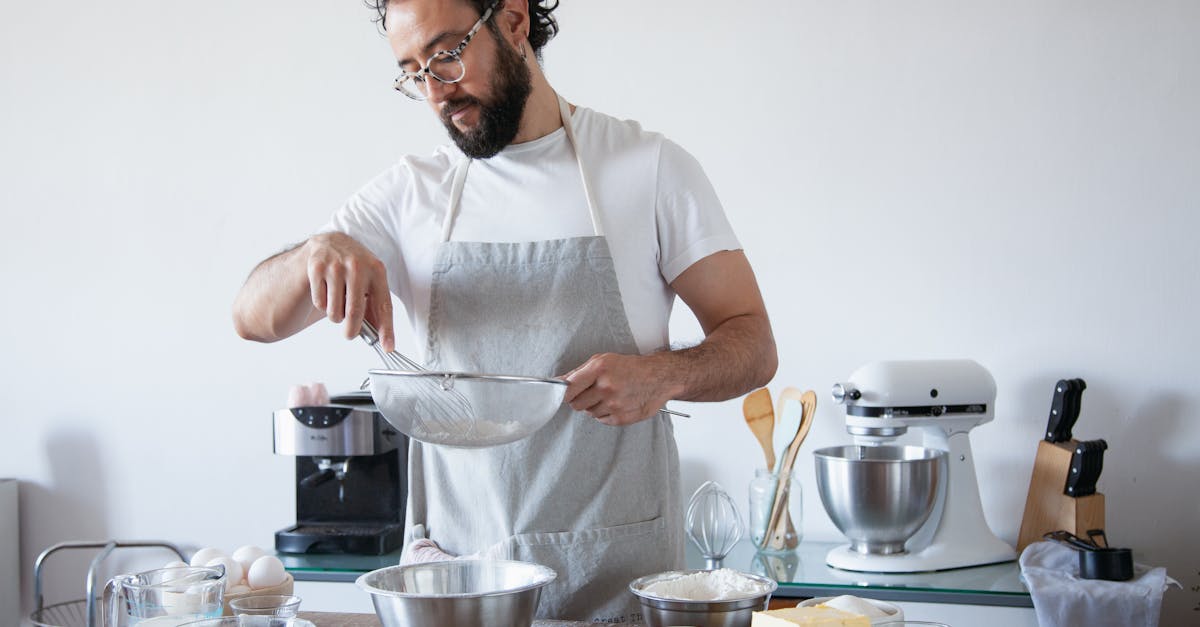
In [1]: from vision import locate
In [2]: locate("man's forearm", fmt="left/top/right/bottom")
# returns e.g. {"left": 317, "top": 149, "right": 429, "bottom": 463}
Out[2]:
{"left": 651, "top": 312, "right": 777, "bottom": 402}
{"left": 561, "top": 250, "right": 775, "bottom": 424}
{"left": 232, "top": 243, "right": 320, "bottom": 343}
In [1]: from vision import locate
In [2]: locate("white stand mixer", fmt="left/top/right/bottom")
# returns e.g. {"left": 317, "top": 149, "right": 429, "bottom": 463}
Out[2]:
{"left": 825, "top": 359, "right": 1016, "bottom": 572}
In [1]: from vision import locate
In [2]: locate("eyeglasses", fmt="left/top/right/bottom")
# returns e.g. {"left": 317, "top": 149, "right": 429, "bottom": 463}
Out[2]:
{"left": 393, "top": 0, "right": 499, "bottom": 101}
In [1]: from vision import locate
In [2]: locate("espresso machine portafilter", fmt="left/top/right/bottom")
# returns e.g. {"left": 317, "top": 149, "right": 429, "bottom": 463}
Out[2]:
{"left": 273, "top": 403, "right": 408, "bottom": 555}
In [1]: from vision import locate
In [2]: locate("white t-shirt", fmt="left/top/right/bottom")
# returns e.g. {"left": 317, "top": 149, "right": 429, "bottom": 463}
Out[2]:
{"left": 321, "top": 105, "right": 740, "bottom": 357}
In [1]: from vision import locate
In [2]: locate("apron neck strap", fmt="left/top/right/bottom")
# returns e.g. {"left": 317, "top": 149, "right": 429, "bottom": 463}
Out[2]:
{"left": 441, "top": 94, "right": 604, "bottom": 243}
{"left": 442, "top": 157, "right": 472, "bottom": 243}
{"left": 556, "top": 96, "right": 604, "bottom": 237}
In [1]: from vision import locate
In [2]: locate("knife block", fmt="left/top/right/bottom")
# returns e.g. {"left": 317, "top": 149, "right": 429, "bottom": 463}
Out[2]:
{"left": 1017, "top": 440, "right": 1105, "bottom": 552}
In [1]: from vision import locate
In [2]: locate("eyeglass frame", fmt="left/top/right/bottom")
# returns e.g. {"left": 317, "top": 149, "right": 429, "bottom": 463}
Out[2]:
{"left": 392, "top": 0, "right": 500, "bottom": 100}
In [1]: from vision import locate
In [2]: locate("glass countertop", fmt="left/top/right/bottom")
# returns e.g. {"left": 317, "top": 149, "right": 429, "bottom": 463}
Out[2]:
{"left": 712, "top": 540, "right": 1030, "bottom": 607}
{"left": 279, "top": 539, "right": 1030, "bottom": 608}
{"left": 277, "top": 550, "right": 403, "bottom": 581}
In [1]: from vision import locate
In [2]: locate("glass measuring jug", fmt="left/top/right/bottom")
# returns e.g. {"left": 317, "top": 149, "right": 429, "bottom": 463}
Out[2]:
{"left": 107, "top": 566, "right": 224, "bottom": 626}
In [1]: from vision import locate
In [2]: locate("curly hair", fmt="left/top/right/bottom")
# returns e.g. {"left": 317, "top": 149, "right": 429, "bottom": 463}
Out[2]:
{"left": 365, "top": 0, "right": 560, "bottom": 58}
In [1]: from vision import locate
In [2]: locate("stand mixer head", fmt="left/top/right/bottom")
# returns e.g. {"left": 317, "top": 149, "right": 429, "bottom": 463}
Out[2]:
{"left": 819, "top": 359, "right": 1016, "bottom": 573}
{"left": 832, "top": 359, "right": 996, "bottom": 443}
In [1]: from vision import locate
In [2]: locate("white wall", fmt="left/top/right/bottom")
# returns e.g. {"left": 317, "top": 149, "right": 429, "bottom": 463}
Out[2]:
{"left": 2, "top": 0, "right": 1197, "bottom": 623}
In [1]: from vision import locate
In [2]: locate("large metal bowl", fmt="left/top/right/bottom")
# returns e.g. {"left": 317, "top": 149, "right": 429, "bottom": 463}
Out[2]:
{"left": 814, "top": 445, "right": 945, "bottom": 555}
{"left": 629, "top": 570, "right": 776, "bottom": 627}
{"left": 355, "top": 560, "right": 556, "bottom": 627}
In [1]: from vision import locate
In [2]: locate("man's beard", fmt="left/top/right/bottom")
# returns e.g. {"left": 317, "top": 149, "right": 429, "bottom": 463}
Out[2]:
{"left": 440, "top": 38, "right": 532, "bottom": 159}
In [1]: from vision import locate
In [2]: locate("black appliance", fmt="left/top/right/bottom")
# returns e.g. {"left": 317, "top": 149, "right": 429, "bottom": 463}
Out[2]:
{"left": 272, "top": 405, "right": 407, "bottom": 555}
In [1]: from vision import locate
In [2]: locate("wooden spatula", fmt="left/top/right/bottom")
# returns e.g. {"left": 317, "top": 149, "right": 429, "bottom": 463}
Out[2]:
{"left": 743, "top": 388, "right": 775, "bottom": 470}
{"left": 774, "top": 388, "right": 805, "bottom": 469}
{"left": 773, "top": 388, "right": 805, "bottom": 546}
{"left": 765, "top": 390, "right": 818, "bottom": 551}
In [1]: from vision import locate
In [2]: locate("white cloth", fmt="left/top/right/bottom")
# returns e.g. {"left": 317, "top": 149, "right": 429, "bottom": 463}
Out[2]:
{"left": 401, "top": 523, "right": 477, "bottom": 564}
{"left": 320, "top": 105, "right": 740, "bottom": 357}
{"left": 1019, "top": 541, "right": 1179, "bottom": 627}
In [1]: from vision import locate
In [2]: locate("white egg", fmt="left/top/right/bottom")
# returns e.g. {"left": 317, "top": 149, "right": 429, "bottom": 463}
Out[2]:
{"left": 163, "top": 560, "right": 189, "bottom": 569}
{"left": 188, "top": 547, "right": 225, "bottom": 567}
{"left": 231, "top": 545, "right": 269, "bottom": 576}
{"left": 161, "top": 589, "right": 201, "bottom": 615}
{"left": 246, "top": 555, "right": 287, "bottom": 590}
{"left": 206, "top": 556, "right": 243, "bottom": 587}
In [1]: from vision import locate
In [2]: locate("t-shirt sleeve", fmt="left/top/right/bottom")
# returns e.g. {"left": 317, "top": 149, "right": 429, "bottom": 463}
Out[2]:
{"left": 315, "top": 165, "right": 406, "bottom": 290}
{"left": 655, "top": 139, "right": 742, "bottom": 283}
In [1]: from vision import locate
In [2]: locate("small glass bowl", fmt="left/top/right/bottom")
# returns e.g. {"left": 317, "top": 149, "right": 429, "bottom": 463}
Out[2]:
{"left": 228, "top": 595, "right": 302, "bottom": 617}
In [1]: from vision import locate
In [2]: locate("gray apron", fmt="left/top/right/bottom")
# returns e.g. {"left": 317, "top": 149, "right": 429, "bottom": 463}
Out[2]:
{"left": 403, "top": 96, "right": 684, "bottom": 622}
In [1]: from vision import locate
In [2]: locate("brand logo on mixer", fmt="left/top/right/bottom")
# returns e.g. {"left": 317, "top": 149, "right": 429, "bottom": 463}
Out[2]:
{"left": 309, "top": 435, "right": 328, "bottom": 441}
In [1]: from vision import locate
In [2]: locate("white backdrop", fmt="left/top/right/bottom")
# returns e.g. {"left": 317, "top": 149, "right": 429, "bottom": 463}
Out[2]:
{"left": 2, "top": 0, "right": 1197, "bottom": 623}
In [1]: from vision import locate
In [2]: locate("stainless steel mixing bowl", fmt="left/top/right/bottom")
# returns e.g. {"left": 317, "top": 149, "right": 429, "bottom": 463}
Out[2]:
{"left": 814, "top": 445, "right": 945, "bottom": 555}
{"left": 356, "top": 560, "right": 556, "bottom": 627}
{"left": 629, "top": 570, "right": 776, "bottom": 627}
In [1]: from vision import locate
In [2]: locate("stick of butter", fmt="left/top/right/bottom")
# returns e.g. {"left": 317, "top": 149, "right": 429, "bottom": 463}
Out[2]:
{"left": 822, "top": 595, "right": 891, "bottom": 618}
{"left": 752, "top": 605, "right": 871, "bottom": 626}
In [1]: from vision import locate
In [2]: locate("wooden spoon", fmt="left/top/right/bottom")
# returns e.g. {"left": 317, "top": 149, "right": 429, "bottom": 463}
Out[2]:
{"left": 765, "top": 390, "right": 817, "bottom": 551}
{"left": 742, "top": 388, "right": 775, "bottom": 470}
{"left": 743, "top": 388, "right": 777, "bottom": 547}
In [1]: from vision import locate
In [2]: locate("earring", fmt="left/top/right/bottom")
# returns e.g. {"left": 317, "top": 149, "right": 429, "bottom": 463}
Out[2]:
{"left": 520, "top": 43, "right": 527, "bottom": 60}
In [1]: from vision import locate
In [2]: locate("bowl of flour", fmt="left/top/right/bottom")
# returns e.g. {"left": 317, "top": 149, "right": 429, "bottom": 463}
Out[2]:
{"left": 629, "top": 568, "right": 777, "bottom": 627}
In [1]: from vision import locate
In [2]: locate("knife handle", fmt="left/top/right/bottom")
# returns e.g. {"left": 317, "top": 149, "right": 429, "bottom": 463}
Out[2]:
{"left": 1046, "top": 380, "right": 1071, "bottom": 442}
{"left": 1065, "top": 438, "right": 1107, "bottom": 497}
{"left": 1062, "top": 378, "right": 1087, "bottom": 441}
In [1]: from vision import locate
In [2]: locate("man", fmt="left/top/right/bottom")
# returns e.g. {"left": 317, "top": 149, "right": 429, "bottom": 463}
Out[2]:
{"left": 232, "top": 0, "right": 776, "bottom": 621}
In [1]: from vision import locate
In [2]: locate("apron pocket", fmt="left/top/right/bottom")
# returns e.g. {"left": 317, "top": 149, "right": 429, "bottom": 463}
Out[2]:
{"left": 490, "top": 516, "right": 673, "bottom": 623}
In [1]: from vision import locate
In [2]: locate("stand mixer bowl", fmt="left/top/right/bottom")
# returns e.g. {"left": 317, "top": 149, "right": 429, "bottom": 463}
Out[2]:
{"left": 814, "top": 445, "right": 945, "bottom": 555}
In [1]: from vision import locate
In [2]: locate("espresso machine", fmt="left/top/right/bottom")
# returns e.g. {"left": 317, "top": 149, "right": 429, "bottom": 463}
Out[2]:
{"left": 273, "top": 398, "right": 407, "bottom": 555}
{"left": 819, "top": 359, "right": 1016, "bottom": 573}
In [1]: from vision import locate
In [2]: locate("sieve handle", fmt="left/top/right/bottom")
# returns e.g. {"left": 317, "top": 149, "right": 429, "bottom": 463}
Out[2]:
{"left": 659, "top": 408, "right": 689, "bottom": 418}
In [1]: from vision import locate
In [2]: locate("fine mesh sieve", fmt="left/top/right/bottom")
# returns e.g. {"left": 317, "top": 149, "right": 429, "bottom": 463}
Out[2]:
{"left": 368, "top": 369, "right": 569, "bottom": 448}
{"left": 359, "top": 322, "right": 689, "bottom": 448}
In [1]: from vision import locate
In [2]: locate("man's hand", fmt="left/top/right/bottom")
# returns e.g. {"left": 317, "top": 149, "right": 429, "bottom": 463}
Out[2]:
{"left": 233, "top": 231, "right": 396, "bottom": 351}
{"left": 303, "top": 232, "right": 395, "bottom": 351}
{"left": 562, "top": 353, "right": 680, "bottom": 426}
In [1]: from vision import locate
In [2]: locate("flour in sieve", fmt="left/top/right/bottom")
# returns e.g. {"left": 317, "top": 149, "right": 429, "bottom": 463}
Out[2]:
{"left": 641, "top": 569, "right": 770, "bottom": 601}
{"left": 415, "top": 419, "right": 523, "bottom": 445}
